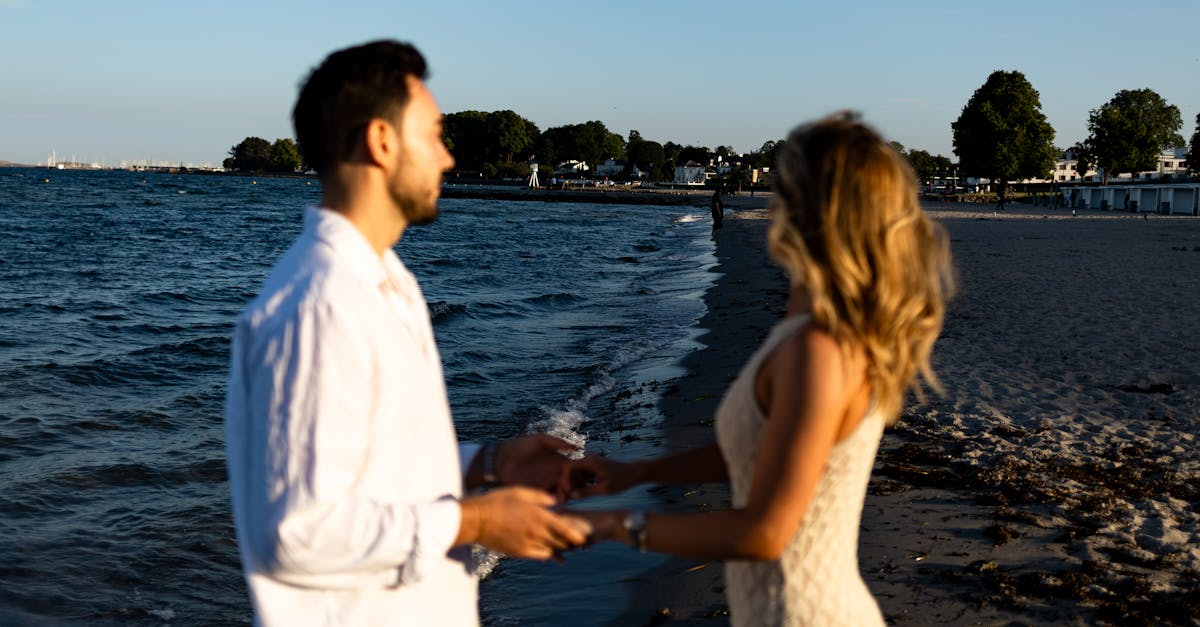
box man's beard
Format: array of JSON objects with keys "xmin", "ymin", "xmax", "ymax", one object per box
[
  {"xmin": 390, "ymin": 179, "xmax": 439, "ymax": 226},
  {"xmin": 400, "ymin": 194, "xmax": 438, "ymax": 226}
]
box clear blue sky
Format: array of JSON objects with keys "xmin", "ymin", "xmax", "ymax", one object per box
[{"xmin": 2, "ymin": 0, "xmax": 1197, "ymax": 167}]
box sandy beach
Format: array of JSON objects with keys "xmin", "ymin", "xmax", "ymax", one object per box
[{"xmin": 623, "ymin": 198, "xmax": 1200, "ymax": 625}]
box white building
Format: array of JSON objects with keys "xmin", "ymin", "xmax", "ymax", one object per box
[
  {"xmin": 594, "ymin": 159, "xmax": 626, "ymax": 177},
  {"xmin": 554, "ymin": 160, "xmax": 589, "ymax": 175},
  {"xmin": 673, "ymin": 161, "xmax": 706, "ymax": 185},
  {"xmin": 1041, "ymin": 147, "xmax": 1190, "ymax": 184}
]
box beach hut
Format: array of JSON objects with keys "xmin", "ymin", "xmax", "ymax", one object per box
[
  {"xmin": 1164, "ymin": 185, "xmax": 1200, "ymax": 216},
  {"xmin": 1132, "ymin": 187, "xmax": 1158, "ymax": 213}
]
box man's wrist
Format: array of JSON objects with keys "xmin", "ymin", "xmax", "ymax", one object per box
[{"xmin": 456, "ymin": 498, "xmax": 482, "ymax": 546}]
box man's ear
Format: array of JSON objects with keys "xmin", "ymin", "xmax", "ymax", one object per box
[{"xmin": 362, "ymin": 118, "xmax": 397, "ymax": 167}]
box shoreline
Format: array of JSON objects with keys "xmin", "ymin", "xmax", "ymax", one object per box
[
  {"xmin": 620, "ymin": 200, "xmax": 1200, "ymax": 624},
  {"xmin": 609, "ymin": 199, "xmax": 787, "ymax": 625}
]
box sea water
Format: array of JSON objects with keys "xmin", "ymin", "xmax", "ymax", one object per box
[{"xmin": 0, "ymin": 168, "xmax": 716, "ymax": 625}]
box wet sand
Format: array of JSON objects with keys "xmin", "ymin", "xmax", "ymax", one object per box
[{"xmin": 620, "ymin": 200, "xmax": 1200, "ymax": 625}]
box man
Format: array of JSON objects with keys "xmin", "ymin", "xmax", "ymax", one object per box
[{"xmin": 224, "ymin": 40, "xmax": 589, "ymax": 626}]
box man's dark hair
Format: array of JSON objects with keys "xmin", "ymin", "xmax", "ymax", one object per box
[{"xmin": 292, "ymin": 40, "xmax": 428, "ymax": 177}]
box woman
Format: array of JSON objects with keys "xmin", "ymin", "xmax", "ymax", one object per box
[{"xmin": 569, "ymin": 113, "xmax": 955, "ymax": 625}]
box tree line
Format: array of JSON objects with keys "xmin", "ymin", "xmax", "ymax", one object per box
[
  {"xmin": 952, "ymin": 70, "xmax": 1195, "ymax": 207},
  {"xmin": 222, "ymin": 110, "xmax": 785, "ymax": 183},
  {"xmin": 223, "ymin": 137, "xmax": 302, "ymax": 173},
  {"xmin": 223, "ymin": 74, "xmax": 1198, "ymax": 195},
  {"xmin": 440, "ymin": 110, "xmax": 784, "ymax": 184}
]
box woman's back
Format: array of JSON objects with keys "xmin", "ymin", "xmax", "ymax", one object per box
[{"xmin": 715, "ymin": 315, "xmax": 886, "ymax": 626}]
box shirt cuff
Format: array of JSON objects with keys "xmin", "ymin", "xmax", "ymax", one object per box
[
  {"xmin": 397, "ymin": 496, "xmax": 462, "ymax": 586},
  {"xmin": 458, "ymin": 442, "xmax": 482, "ymax": 479}
]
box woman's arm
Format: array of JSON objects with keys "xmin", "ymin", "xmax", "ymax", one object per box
[
  {"xmin": 569, "ymin": 441, "xmax": 727, "ymax": 498},
  {"xmin": 583, "ymin": 326, "xmax": 860, "ymax": 561}
]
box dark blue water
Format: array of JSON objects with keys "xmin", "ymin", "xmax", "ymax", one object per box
[{"xmin": 0, "ymin": 168, "xmax": 715, "ymax": 625}]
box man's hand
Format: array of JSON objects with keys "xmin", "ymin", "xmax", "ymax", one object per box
[
  {"xmin": 494, "ymin": 434, "xmax": 578, "ymax": 500},
  {"xmin": 565, "ymin": 455, "xmax": 640, "ymax": 499},
  {"xmin": 459, "ymin": 487, "xmax": 592, "ymax": 560}
]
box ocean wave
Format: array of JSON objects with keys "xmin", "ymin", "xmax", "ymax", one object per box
[
  {"xmin": 519, "ymin": 292, "xmax": 582, "ymax": 307},
  {"xmin": 9, "ymin": 335, "xmax": 228, "ymax": 389},
  {"xmin": 428, "ymin": 300, "xmax": 469, "ymax": 322},
  {"xmin": 21, "ymin": 457, "xmax": 227, "ymax": 493}
]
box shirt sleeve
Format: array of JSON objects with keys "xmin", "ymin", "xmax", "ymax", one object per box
[{"xmin": 231, "ymin": 298, "xmax": 460, "ymax": 589}]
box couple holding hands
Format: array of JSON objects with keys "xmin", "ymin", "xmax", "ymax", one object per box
[{"xmin": 224, "ymin": 40, "xmax": 953, "ymax": 626}]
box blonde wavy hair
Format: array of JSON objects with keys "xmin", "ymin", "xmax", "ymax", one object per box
[{"xmin": 767, "ymin": 113, "xmax": 955, "ymax": 424}]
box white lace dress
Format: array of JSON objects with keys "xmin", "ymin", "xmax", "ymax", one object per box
[{"xmin": 714, "ymin": 315, "xmax": 886, "ymax": 626}]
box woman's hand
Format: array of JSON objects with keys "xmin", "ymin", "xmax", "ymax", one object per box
[
  {"xmin": 565, "ymin": 455, "xmax": 641, "ymax": 499},
  {"xmin": 494, "ymin": 434, "xmax": 579, "ymax": 500}
]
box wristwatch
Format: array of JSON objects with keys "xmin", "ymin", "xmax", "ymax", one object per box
[{"xmin": 623, "ymin": 511, "xmax": 648, "ymax": 552}]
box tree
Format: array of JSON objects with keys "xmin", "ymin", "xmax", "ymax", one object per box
[
  {"xmin": 270, "ymin": 138, "xmax": 302, "ymax": 173},
  {"xmin": 443, "ymin": 110, "xmax": 490, "ymax": 170},
  {"xmin": 443, "ymin": 110, "xmax": 539, "ymax": 171},
  {"xmin": 662, "ymin": 141, "xmax": 683, "ymax": 164},
  {"xmin": 223, "ymin": 136, "xmax": 304, "ymax": 173},
  {"xmin": 536, "ymin": 120, "xmax": 624, "ymax": 170},
  {"xmin": 627, "ymin": 138, "xmax": 665, "ymax": 171},
  {"xmin": 487, "ymin": 110, "xmax": 539, "ymax": 164},
  {"xmin": 1068, "ymin": 141, "xmax": 1094, "ymax": 181},
  {"xmin": 951, "ymin": 70, "xmax": 1057, "ymax": 209},
  {"xmin": 224, "ymin": 136, "xmax": 274, "ymax": 172},
  {"xmin": 747, "ymin": 139, "xmax": 784, "ymax": 170},
  {"xmin": 1085, "ymin": 88, "xmax": 1183, "ymax": 183},
  {"xmin": 904, "ymin": 149, "xmax": 952, "ymax": 188},
  {"xmin": 1188, "ymin": 113, "xmax": 1200, "ymax": 174},
  {"xmin": 676, "ymin": 145, "xmax": 711, "ymax": 166}
]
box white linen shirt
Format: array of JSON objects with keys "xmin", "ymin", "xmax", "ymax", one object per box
[{"xmin": 225, "ymin": 207, "xmax": 481, "ymax": 626}]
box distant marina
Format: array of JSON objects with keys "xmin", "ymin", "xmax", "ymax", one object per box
[{"xmin": 36, "ymin": 149, "xmax": 225, "ymax": 173}]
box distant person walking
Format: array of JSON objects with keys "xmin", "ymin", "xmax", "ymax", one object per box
[{"xmin": 711, "ymin": 188, "xmax": 725, "ymax": 230}]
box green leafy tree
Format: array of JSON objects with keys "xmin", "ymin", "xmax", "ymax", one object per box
[
  {"xmin": 627, "ymin": 138, "xmax": 665, "ymax": 173},
  {"xmin": 270, "ymin": 138, "xmax": 302, "ymax": 173},
  {"xmin": 443, "ymin": 110, "xmax": 490, "ymax": 170},
  {"xmin": 902, "ymin": 149, "xmax": 955, "ymax": 189},
  {"xmin": 594, "ymin": 121, "xmax": 626, "ymax": 163},
  {"xmin": 1183, "ymin": 113, "xmax": 1199, "ymax": 174},
  {"xmin": 951, "ymin": 70, "xmax": 1057, "ymax": 208},
  {"xmin": 537, "ymin": 120, "xmax": 624, "ymax": 170},
  {"xmin": 1085, "ymin": 88, "xmax": 1183, "ymax": 183},
  {"xmin": 1068, "ymin": 141, "xmax": 1095, "ymax": 181},
  {"xmin": 904, "ymin": 149, "xmax": 935, "ymax": 186},
  {"xmin": 224, "ymin": 136, "xmax": 274, "ymax": 172},
  {"xmin": 662, "ymin": 141, "xmax": 683, "ymax": 164},
  {"xmin": 487, "ymin": 110, "xmax": 539, "ymax": 164},
  {"xmin": 677, "ymin": 145, "xmax": 711, "ymax": 166},
  {"xmin": 747, "ymin": 139, "xmax": 783, "ymax": 170}
]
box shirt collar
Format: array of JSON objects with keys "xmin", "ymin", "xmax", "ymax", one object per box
[{"xmin": 304, "ymin": 206, "xmax": 420, "ymax": 299}]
